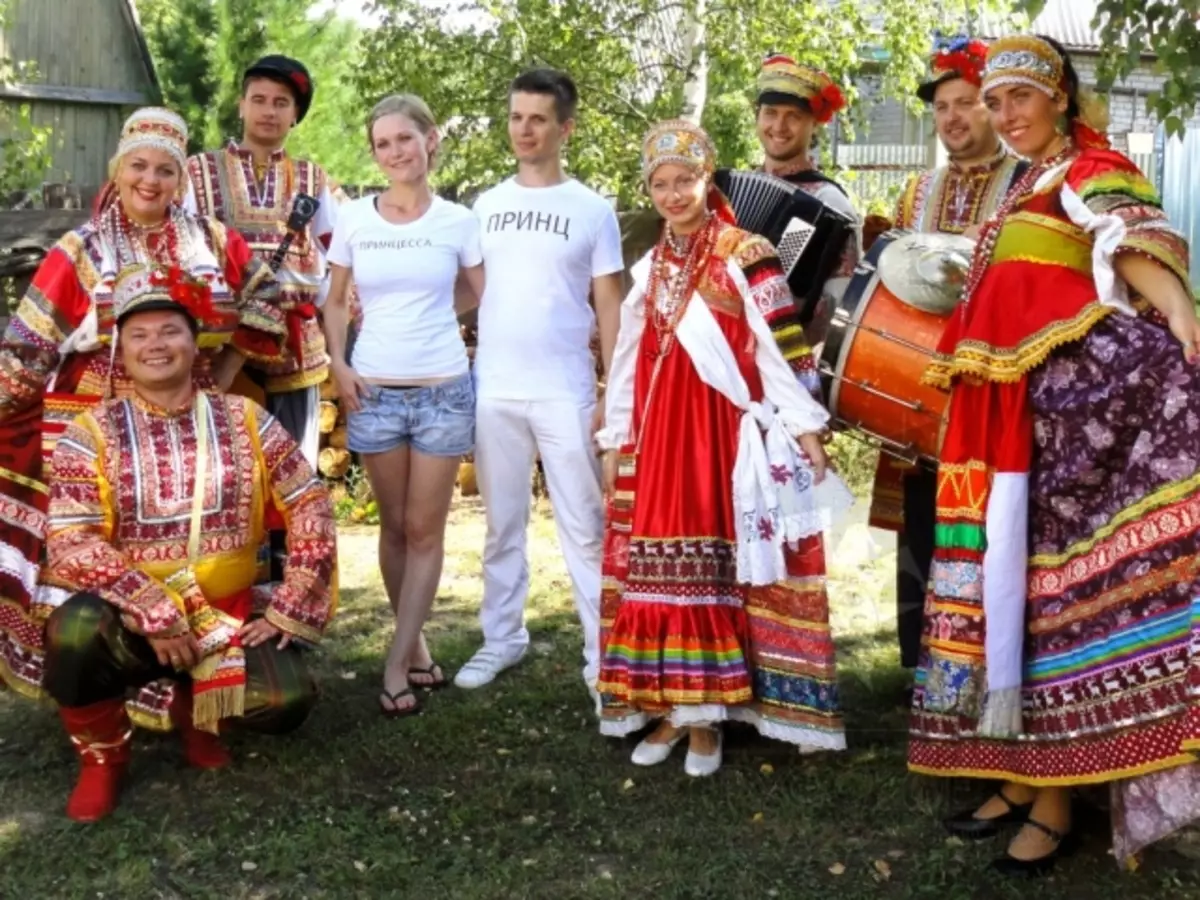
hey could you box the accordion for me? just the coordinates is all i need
[713,168,855,324]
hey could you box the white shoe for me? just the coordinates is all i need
[453,644,527,690]
[631,729,686,766]
[684,729,723,777]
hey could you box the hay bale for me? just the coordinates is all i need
[318,447,351,479]
[318,401,338,434]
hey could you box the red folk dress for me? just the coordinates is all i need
[596,221,848,751]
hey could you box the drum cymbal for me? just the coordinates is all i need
[878,231,976,316]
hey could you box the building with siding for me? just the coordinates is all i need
[0,0,160,191]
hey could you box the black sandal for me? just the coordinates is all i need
[379,688,422,719]
[408,663,448,690]
[943,788,1033,840]
[991,817,1080,878]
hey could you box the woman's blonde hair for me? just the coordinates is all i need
[367,94,440,167]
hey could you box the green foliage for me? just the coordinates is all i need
[360,0,1017,210]
[0,0,55,199]
[1020,0,1200,139]
[136,0,380,186]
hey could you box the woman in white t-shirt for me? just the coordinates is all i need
[322,94,485,718]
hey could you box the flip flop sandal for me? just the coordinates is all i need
[408,663,448,690]
[379,688,422,718]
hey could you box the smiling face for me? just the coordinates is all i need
[508,91,572,166]
[239,77,298,148]
[985,82,1068,160]
[119,308,197,391]
[115,148,181,225]
[647,162,708,233]
[932,77,995,159]
[756,101,815,164]
[370,112,437,185]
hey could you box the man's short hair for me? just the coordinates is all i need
[509,68,578,123]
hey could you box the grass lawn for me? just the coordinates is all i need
[2,496,1199,899]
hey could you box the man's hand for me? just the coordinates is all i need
[148,632,203,670]
[238,619,292,650]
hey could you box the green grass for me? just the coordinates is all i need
[2,497,1199,899]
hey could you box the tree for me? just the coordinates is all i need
[358,0,1018,211]
[136,0,380,186]
[136,0,217,154]
[1020,0,1200,138]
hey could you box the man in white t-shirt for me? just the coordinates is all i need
[456,68,625,697]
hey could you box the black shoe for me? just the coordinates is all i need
[991,818,1081,878]
[943,788,1033,840]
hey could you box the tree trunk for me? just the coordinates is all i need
[678,0,707,124]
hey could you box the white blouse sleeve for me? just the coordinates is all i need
[596,257,649,452]
[731,260,830,437]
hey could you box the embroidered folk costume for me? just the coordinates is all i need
[754,55,861,349]
[185,55,340,466]
[908,37,1200,865]
[40,263,337,821]
[870,39,1026,673]
[0,108,286,706]
[595,121,853,755]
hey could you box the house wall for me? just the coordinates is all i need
[0,0,157,188]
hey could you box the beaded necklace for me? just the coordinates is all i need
[960,140,1077,307]
[102,201,188,269]
[633,214,718,454]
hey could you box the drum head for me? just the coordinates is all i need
[877,232,975,316]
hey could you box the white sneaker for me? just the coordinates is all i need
[453,644,527,690]
[684,729,723,777]
[631,729,685,766]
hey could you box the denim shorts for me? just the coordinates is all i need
[347,372,475,457]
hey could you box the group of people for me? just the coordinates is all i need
[0,30,1197,880]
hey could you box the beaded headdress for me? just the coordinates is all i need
[641,119,717,182]
[756,54,846,124]
[981,35,1065,98]
[917,36,989,103]
[113,263,218,328]
[116,107,189,171]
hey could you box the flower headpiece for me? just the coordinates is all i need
[641,119,718,182]
[982,35,1065,99]
[917,36,989,102]
[756,54,846,124]
[116,107,189,171]
[113,263,219,328]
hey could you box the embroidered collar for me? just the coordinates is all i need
[762,156,817,179]
[130,389,197,419]
[226,140,288,165]
[947,143,1011,176]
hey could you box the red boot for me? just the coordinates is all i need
[171,688,232,770]
[58,699,133,823]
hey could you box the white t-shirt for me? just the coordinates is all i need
[472,177,624,402]
[326,195,481,381]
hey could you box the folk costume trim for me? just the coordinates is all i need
[187,145,332,392]
[756,54,846,123]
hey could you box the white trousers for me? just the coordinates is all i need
[474,396,604,684]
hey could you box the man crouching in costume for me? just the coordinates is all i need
[40,264,338,822]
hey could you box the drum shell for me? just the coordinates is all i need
[819,230,952,463]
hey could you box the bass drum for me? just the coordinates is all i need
[818,229,972,464]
